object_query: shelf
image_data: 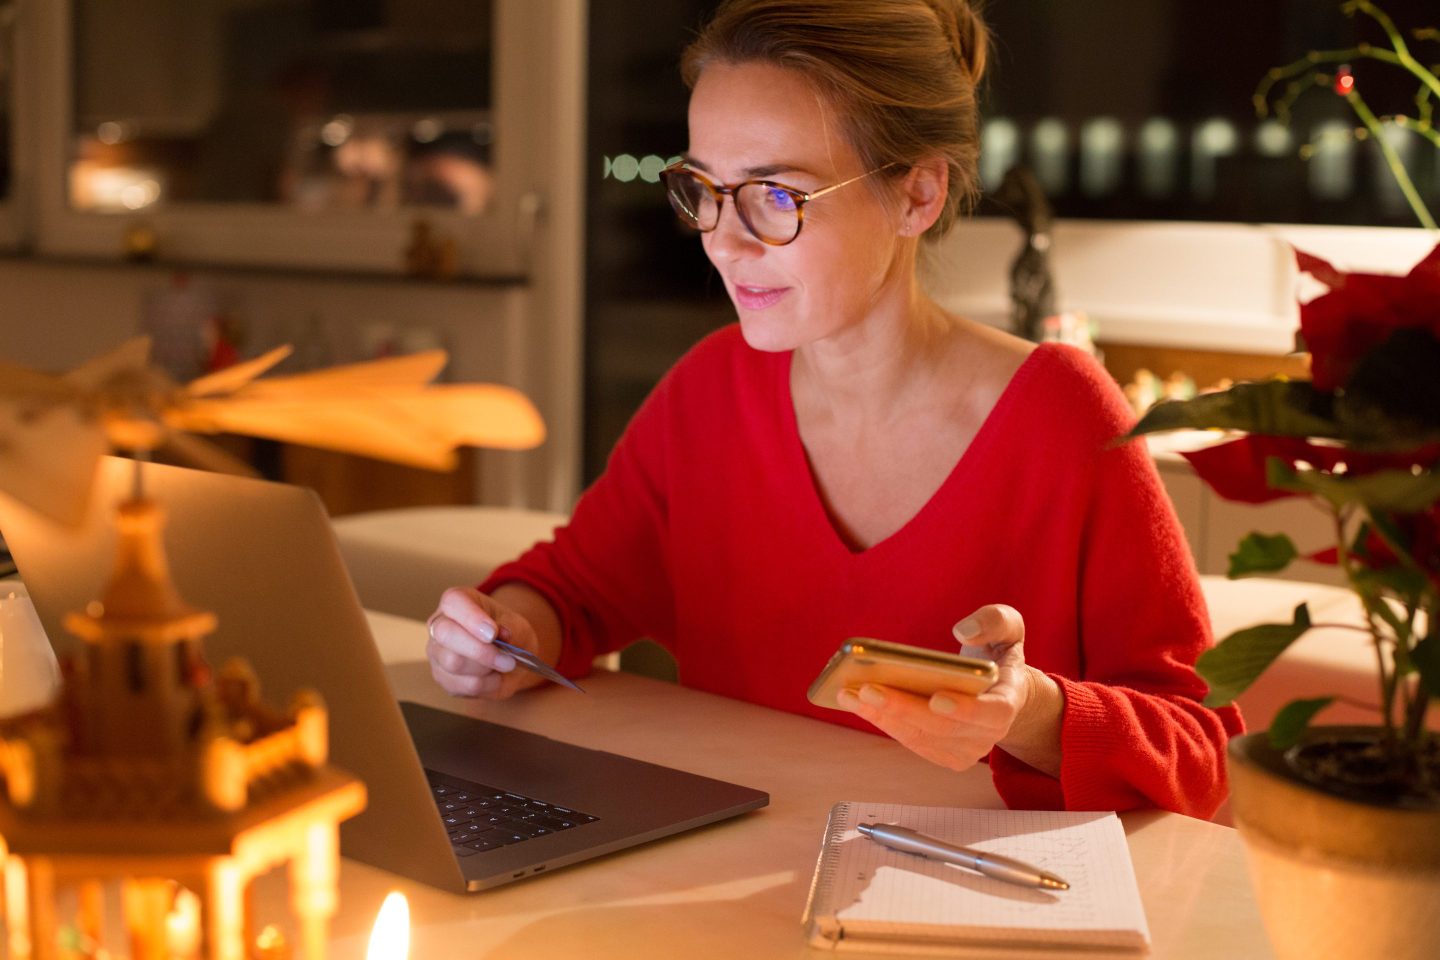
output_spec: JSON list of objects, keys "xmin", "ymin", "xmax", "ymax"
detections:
[{"xmin": 0, "ymin": 252, "xmax": 528, "ymax": 289}]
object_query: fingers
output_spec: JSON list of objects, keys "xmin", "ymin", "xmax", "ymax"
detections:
[
  {"xmin": 837, "ymin": 686, "xmax": 935, "ymax": 754},
  {"xmin": 427, "ymin": 617, "xmax": 514, "ymax": 672},
  {"xmin": 428, "ymin": 656, "xmax": 506, "ymax": 698},
  {"xmin": 953, "ymin": 604, "xmax": 1025, "ymax": 659},
  {"xmin": 432, "ymin": 588, "xmax": 509, "ymax": 657},
  {"xmin": 836, "ymin": 607, "xmax": 1033, "ymax": 771},
  {"xmin": 841, "ymin": 682, "xmax": 1012, "ymax": 729},
  {"xmin": 836, "ymin": 682, "xmax": 1013, "ymax": 772},
  {"xmin": 425, "ymin": 587, "xmax": 532, "ymax": 699}
]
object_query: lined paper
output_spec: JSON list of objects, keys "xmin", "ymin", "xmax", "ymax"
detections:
[{"xmin": 805, "ymin": 802, "xmax": 1150, "ymax": 952}]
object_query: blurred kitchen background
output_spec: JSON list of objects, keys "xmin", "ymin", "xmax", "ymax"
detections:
[{"xmin": 1, "ymin": 0, "xmax": 1437, "ymax": 583}]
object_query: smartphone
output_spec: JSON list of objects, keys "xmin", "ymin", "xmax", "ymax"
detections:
[{"xmin": 807, "ymin": 637, "xmax": 998, "ymax": 710}]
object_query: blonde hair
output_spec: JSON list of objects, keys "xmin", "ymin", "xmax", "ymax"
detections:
[{"xmin": 681, "ymin": 0, "xmax": 989, "ymax": 238}]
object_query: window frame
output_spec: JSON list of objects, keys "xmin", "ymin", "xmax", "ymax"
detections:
[{"xmin": 27, "ymin": 0, "xmax": 553, "ymax": 278}]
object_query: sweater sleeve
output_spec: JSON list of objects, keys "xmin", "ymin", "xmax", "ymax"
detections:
[
  {"xmin": 990, "ymin": 359, "xmax": 1244, "ymax": 819},
  {"xmin": 478, "ymin": 359, "xmax": 681, "ymax": 680}
]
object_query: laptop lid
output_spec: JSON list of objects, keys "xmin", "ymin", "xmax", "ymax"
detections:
[{"xmin": 0, "ymin": 456, "xmax": 768, "ymax": 892}]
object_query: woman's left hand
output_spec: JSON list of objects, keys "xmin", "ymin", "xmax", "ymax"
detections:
[{"xmin": 837, "ymin": 604, "xmax": 1061, "ymax": 775}]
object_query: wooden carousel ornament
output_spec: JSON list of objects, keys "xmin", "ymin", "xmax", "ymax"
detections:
[
  {"xmin": 0, "ymin": 472, "xmax": 364, "ymax": 960},
  {"xmin": 0, "ymin": 339, "xmax": 545, "ymax": 959}
]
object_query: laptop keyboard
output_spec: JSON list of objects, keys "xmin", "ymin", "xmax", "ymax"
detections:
[{"xmin": 428, "ymin": 770, "xmax": 600, "ymax": 858}]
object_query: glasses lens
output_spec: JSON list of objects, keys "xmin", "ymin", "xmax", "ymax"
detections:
[
  {"xmin": 664, "ymin": 171, "xmax": 717, "ymax": 231},
  {"xmin": 736, "ymin": 183, "xmax": 802, "ymax": 245}
]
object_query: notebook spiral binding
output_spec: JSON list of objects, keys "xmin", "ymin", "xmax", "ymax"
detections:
[{"xmin": 801, "ymin": 801, "xmax": 854, "ymax": 944}]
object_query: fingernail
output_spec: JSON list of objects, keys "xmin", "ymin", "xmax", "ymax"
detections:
[
  {"xmin": 858, "ymin": 684, "xmax": 885, "ymax": 707},
  {"xmin": 931, "ymin": 694, "xmax": 957, "ymax": 715},
  {"xmin": 477, "ymin": 621, "xmax": 497, "ymax": 642},
  {"xmin": 953, "ymin": 618, "xmax": 980, "ymax": 642},
  {"xmin": 836, "ymin": 689, "xmax": 860, "ymax": 710},
  {"xmin": 493, "ymin": 653, "xmax": 515, "ymax": 672}
]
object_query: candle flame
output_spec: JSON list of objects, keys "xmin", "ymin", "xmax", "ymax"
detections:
[
  {"xmin": 165, "ymin": 887, "xmax": 202, "ymax": 955},
  {"xmin": 366, "ymin": 891, "xmax": 410, "ymax": 960}
]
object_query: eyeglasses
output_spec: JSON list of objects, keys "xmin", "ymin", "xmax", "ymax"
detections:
[{"xmin": 660, "ymin": 161, "xmax": 898, "ymax": 246}]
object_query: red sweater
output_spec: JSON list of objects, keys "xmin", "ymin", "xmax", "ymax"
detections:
[{"xmin": 483, "ymin": 326, "xmax": 1242, "ymax": 818}]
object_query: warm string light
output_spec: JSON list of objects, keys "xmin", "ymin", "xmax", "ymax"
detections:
[{"xmin": 1333, "ymin": 64, "xmax": 1356, "ymax": 95}]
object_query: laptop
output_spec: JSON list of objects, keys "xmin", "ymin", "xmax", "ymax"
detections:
[{"xmin": 0, "ymin": 456, "xmax": 768, "ymax": 892}]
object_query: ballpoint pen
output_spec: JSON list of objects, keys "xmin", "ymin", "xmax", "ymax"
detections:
[
  {"xmin": 491, "ymin": 636, "xmax": 585, "ymax": 692},
  {"xmin": 857, "ymin": 822, "xmax": 1070, "ymax": 891}
]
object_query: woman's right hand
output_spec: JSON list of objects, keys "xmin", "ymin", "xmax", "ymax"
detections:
[{"xmin": 426, "ymin": 586, "xmax": 548, "ymax": 699}]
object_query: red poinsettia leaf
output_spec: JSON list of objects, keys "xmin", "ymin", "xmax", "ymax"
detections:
[
  {"xmin": 1181, "ymin": 435, "xmax": 1435, "ymax": 504},
  {"xmin": 1417, "ymin": 507, "xmax": 1440, "ymax": 584},
  {"xmin": 1294, "ymin": 241, "xmax": 1440, "ymax": 392},
  {"xmin": 1303, "ymin": 281, "xmax": 1409, "ymax": 390},
  {"xmin": 1182, "ymin": 437, "xmax": 1306, "ymax": 503},
  {"xmin": 1298, "ymin": 300, "xmax": 1350, "ymax": 392},
  {"xmin": 1295, "ymin": 248, "xmax": 1346, "ymax": 288},
  {"xmin": 1354, "ymin": 526, "xmax": 1399, "ymax": 568},
  {"xmin": 1406, "ymin": 240, "xmax": 1440, "ymax": 281},
  {"xmin": 1307, "ymin": 529, "xmax": 1396, "ymax": 570},
  {"xmin": 1397, "ymin": 282, "xmax": 1440, "ymax": 342}
]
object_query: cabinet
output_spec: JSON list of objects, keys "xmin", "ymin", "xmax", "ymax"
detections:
[
  {"xmin": 0, "ymin": 2, "xmax": 587, "ymax": 513},
  {"xmin": 26, "ymin": 0, "xmax": 578, "ymax": 279}
]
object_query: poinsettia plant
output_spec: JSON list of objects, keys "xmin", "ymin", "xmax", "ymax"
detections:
[{"xmin": 1126, "ymin": 243, "xmax": 1440, "ymax": 801}]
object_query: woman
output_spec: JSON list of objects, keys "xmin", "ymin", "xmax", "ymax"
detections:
[{"xmin": 427, "ymin": 0, "xmax": 1242, "ymax": 818}]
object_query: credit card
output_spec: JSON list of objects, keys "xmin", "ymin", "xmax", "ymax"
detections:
[{"xmin": 492, "ymin": 636, "xmax": 585, "ymax": 692}]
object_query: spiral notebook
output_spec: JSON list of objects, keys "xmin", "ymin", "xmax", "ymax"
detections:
[{"xmin": 802, "ymin": 802, "xmax": 1150, "ymax": 955}]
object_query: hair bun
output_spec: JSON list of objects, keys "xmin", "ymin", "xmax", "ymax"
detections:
[{"xmin": 923, "ymin": 0, "xmax": 988, "ymax": 86}]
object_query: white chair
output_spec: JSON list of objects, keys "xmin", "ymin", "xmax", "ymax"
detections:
[
  {"xmin": 330, "ymin": 505, "xmax": 670, "ymax": 676},
  {"xmin": 330, "ymin": 506, "xmax": 568, "ymax": 622}
]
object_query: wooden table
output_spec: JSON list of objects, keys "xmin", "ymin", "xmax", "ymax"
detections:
[{"xmin": 265, "ymin": 612, "xmax": 1272, "ymax": 959}]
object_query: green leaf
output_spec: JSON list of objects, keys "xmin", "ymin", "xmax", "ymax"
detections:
[
  {"xmin": 1348, "ymin": 514, "xmax": 1428, "ymax": 633},
  {"xmin": 1268, "ymin": 697, "xmax": 1336, "ymax": 751},
  {"xmin": 1336, "ymin": 396, "xmax": 1440, "ymax": 450},
  {"xmin": 1227, "ymin": 532, "xmax": 1299, "ymax": 578},
  {"xmin": 1198, "ymin": 603, "xmax": 1313, "ymax": 707},
  {"xmin": 1350, "ymin": 563, "xmax": 1430, "ymax": 606},
  {"xmin": 1266, "ymin": 459, "xmax": 1440, "ymax": 513},
  {"xmin": 1126, "ymin": 380, "xmax": 1340, "ymax": 440},
  {"xmin": 1345, "ymin": 575, "xmax": 1408, "ymax": 637},
  {"xmin": 1414, "ymin": 635, "xmax": 1440, "ymax": 700}
]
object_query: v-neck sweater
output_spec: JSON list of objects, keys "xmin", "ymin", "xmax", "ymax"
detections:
[{"xmin": 482, "ymin": 325, "xmax": 1242, "ymax": 817}]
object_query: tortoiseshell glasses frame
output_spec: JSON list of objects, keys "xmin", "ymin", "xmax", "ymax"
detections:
[{"xmin": 660, "ymin": 161, "xmax": 899, "ymax": 246}]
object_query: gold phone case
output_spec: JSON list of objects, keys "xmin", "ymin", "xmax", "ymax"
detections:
[{"xmin": 807, "ymin": 637, "xmax": 999, "ymax": 710}]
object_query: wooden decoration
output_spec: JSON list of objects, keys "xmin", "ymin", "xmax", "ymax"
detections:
[
  {"xmin": 0, "ymin": 338, "xmax": 545, "ymax": 527},
  {"xmin": 0, "ymin": 339, "xmax": 546, "ymax": 957},
  {"xmin": 0, "ymin": 471, "xmax": 364, "ymax": 959}
]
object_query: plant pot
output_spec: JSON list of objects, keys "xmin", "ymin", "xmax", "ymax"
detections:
[{"xmin": 1227, "ymin": 728, "xmax": 1440, "ymax": 960}]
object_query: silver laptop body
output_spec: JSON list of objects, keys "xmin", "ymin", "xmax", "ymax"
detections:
[{"xmin": 0, "ymin": 456, "xmax": 768, "ymax": 891}]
